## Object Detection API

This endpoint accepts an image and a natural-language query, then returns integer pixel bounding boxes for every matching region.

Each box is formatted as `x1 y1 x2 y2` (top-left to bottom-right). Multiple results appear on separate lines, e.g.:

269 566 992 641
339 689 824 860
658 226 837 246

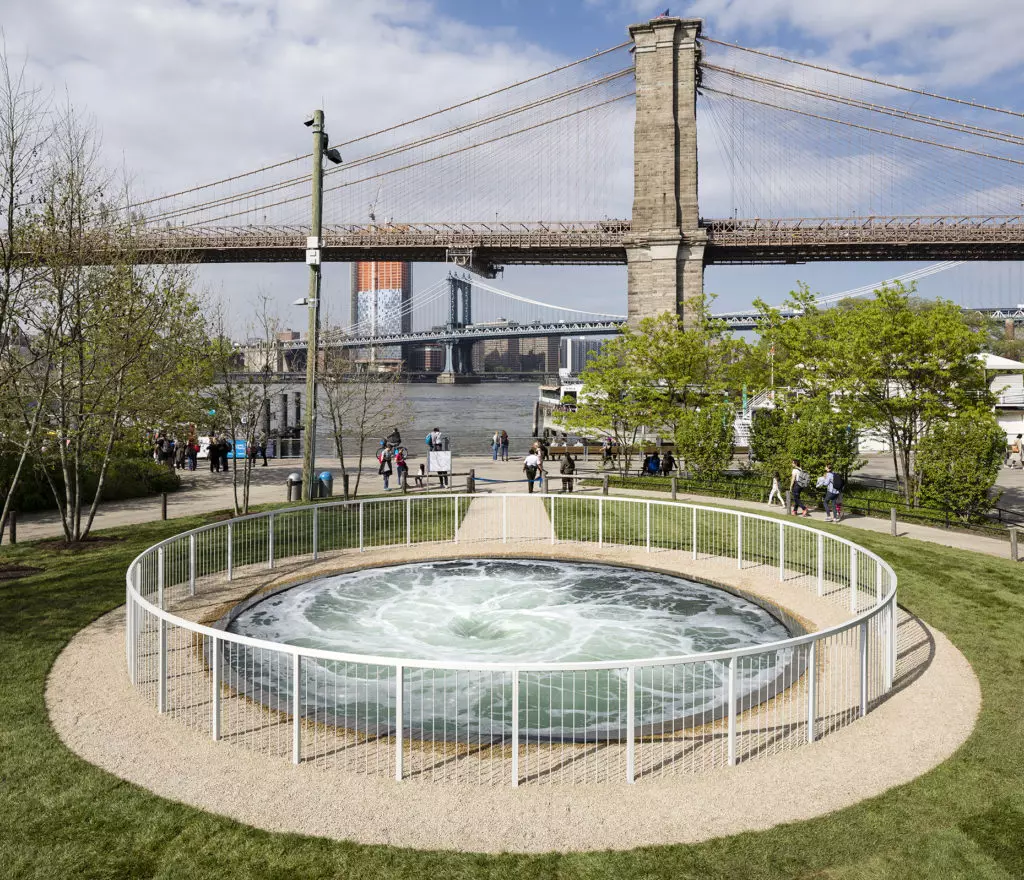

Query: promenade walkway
8 455 1019 562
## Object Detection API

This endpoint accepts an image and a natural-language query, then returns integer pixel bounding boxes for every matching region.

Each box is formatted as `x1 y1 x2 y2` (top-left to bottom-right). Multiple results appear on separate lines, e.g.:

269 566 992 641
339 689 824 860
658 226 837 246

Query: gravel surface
46 543 980 854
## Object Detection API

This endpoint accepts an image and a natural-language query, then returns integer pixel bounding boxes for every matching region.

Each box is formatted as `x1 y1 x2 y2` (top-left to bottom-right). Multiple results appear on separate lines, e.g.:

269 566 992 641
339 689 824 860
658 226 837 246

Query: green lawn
2 500 1023 879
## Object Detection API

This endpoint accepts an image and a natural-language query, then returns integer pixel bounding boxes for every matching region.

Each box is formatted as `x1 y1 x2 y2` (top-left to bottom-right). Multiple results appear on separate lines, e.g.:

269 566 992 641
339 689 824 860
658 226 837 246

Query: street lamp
299 110 339 502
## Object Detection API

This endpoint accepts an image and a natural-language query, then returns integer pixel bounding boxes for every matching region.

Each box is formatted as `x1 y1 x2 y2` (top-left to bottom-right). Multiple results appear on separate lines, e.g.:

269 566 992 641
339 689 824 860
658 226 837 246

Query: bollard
671 476 677 501
602 474 609 496
543 473 551 494
1011 527 1020 562
467 469 475 494
161 492 168 521
890 507 898 537
8 510 16 545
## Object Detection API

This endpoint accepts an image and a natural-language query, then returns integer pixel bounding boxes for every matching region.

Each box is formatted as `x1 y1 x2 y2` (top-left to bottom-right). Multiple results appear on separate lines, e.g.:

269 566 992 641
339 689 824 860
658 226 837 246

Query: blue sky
4 0 1024 330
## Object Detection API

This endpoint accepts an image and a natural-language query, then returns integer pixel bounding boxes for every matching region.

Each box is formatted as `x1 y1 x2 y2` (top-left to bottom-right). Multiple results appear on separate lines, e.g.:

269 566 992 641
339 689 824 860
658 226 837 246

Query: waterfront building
350 261 412 369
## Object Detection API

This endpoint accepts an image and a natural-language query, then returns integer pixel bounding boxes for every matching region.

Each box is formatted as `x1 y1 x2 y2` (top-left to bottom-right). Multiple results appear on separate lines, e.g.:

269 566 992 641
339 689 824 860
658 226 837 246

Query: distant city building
350 261 412 366
559 336 606 376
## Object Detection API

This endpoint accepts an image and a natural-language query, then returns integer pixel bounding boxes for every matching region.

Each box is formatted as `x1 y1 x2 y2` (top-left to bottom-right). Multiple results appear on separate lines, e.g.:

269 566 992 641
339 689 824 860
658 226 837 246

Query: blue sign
226 439 247 459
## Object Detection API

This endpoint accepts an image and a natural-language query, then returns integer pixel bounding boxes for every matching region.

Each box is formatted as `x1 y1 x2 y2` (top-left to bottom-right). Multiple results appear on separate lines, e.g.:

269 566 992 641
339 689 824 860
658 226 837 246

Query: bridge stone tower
626 16 704 327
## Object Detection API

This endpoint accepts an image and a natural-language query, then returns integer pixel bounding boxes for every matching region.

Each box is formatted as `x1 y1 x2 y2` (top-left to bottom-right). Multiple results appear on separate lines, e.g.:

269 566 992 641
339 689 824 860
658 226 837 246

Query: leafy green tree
674 402 734 478
749 393 862 485
917 410 1005 519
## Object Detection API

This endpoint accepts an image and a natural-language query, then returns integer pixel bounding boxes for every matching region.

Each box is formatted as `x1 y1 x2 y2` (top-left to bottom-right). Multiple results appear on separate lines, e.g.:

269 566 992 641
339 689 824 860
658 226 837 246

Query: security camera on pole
300 110 342 502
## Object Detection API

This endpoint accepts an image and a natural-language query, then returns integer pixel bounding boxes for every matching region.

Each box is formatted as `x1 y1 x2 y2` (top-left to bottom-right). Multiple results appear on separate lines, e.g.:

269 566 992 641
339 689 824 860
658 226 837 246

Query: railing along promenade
20 215 1024 265
125 493 897 785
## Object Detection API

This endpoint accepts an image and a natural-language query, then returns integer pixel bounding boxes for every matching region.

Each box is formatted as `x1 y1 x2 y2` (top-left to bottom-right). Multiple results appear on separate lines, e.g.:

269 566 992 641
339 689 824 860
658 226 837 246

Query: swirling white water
225 559 796 740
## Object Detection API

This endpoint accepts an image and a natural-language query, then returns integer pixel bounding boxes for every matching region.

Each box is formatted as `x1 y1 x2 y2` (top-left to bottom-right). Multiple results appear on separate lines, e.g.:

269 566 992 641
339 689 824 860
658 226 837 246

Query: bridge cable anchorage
701 87 1024 169
163 90 635 229
135 41 631 224
702 36 1024 120
144 68 635 226
702 64 1024 147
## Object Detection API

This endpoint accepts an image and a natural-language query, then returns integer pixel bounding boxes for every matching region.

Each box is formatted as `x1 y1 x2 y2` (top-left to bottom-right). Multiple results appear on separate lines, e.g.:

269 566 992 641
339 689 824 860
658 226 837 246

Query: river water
305 381 543 457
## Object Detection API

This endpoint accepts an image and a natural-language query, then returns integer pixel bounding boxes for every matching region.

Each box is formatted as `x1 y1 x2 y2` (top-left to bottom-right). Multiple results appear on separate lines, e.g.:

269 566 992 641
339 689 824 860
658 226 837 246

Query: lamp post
300 110 342 502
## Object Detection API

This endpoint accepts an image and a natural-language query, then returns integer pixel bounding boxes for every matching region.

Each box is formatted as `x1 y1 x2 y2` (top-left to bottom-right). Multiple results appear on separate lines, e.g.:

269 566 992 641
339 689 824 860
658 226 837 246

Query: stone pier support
626 16 705 327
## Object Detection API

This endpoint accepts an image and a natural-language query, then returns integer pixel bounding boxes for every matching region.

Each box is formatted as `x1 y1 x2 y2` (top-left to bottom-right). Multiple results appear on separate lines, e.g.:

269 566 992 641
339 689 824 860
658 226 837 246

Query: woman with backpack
377 442 393 490
790 459 810 516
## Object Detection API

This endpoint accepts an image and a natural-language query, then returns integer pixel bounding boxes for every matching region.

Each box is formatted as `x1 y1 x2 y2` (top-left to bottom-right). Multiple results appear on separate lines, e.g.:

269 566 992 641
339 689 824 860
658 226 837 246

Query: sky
3 0 1024 333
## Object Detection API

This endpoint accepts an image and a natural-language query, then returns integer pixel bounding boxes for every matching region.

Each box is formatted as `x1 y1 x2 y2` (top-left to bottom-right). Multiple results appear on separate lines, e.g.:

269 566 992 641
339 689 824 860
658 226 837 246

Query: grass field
2 500 1023 879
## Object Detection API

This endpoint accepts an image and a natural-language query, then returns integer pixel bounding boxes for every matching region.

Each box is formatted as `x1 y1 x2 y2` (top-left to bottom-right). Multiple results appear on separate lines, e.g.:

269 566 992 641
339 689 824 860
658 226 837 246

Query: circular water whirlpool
222 558 800 742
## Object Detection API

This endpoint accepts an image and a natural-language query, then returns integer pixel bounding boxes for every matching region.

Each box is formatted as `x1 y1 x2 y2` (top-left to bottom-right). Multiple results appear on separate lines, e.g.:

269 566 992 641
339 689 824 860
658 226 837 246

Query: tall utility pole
302 110 326 502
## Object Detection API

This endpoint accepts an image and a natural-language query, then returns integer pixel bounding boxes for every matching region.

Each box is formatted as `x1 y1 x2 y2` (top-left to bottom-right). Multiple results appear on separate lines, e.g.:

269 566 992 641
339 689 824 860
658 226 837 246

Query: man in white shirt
523 451 542 493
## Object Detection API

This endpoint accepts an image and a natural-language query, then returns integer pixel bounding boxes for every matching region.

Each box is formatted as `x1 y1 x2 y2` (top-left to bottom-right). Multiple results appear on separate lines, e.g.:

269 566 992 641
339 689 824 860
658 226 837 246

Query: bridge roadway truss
120 215 1024 266
309 319 624 349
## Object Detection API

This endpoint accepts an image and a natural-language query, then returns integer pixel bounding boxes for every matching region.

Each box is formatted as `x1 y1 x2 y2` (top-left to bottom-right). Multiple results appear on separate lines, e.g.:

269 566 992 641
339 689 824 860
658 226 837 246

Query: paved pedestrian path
7 455 1018 562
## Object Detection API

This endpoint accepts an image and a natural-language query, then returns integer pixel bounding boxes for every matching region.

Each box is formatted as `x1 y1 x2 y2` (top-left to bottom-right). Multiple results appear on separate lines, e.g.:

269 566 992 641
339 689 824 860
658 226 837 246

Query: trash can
286 472 302 502
318 471 334 498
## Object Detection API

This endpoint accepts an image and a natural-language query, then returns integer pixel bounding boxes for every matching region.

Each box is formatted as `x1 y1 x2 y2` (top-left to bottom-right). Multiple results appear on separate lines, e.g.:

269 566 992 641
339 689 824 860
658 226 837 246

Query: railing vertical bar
598 497 604 548
727 656 737 766
268 513 275 569
454 496 459 543
312 506 319 561
849 546 858 613
736 514 743 569
188 534 196 596
394 664 404 781
511 671 520 787
645 502 651 553
502 495 508 544
211 637 221 741
778 521 785 581
692 507 698 560
860 621 869 717
551 495 556 545
626 665 636 782
816 533 824 596
292 653 302 764
806 640 816 743
359 502 365 552
406 497 412 546
226 523 234 581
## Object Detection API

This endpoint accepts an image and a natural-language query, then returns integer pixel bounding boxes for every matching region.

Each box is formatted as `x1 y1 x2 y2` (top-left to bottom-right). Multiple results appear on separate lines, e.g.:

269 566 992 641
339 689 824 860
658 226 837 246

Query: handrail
126 494 896 673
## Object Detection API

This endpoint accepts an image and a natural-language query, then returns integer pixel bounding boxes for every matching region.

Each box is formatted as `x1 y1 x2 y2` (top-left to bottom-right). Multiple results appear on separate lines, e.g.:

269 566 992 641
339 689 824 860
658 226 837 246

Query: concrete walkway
8 454 1019 562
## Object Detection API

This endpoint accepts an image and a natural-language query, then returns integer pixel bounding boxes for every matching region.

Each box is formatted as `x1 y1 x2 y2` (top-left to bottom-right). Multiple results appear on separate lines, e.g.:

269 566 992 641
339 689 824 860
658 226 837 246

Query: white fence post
645 502 651 553
359 502 365 552
727 656 737 766
158 616 167 714
806 640 816 743
502 495 508 544
626 665 636 783
226 523 234 581
736 514 743 570
849 546 858 613
778 521 785 582
598 497 604 548
876 560 883 604
312 506 319 561
394 665 404 781
692 507 698 560
860 621 869 717
267 514 275 569
816 533 824 596
454 496 459 543
511 671 520 787
551 495 556 545
406 497 412 546
188 534 196 596
292 653 302 764
890 596 898 683
157 546 165 609
211 637 221 741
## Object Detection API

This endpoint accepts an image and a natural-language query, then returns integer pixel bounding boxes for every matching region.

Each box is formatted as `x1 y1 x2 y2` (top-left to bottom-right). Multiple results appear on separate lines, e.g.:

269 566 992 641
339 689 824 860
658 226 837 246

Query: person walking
258 432 268 466
790 459 810 516
491 430 501 461
818 464 838 522
523 449 542 494
660 450 675 476
559 453 576 493
394 446 408 488
767 471 785 507
500 430 509 461
1015 434 1024 469
377 442 393 490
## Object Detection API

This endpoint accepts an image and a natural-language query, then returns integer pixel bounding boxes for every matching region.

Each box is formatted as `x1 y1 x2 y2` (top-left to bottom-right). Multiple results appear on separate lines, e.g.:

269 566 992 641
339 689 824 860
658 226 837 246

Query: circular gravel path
46 543 980 854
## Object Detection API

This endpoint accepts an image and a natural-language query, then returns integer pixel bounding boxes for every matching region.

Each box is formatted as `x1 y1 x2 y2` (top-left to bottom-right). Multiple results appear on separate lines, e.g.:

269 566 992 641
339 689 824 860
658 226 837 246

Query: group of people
520 439 577 493
767 460 845 522
153 432 200 472
377 426 410 490
490 430 510 461
641 450 675 477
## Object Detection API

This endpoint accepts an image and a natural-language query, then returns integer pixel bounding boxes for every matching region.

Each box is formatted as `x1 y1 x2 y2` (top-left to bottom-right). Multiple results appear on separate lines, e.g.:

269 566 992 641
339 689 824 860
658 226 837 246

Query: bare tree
206 297 280 515
0 39 50 543
320 338 401 497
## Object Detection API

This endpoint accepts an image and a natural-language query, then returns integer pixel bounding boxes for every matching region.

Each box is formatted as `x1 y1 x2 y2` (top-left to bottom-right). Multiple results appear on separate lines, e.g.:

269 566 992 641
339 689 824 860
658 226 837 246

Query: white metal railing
124 493 898 785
